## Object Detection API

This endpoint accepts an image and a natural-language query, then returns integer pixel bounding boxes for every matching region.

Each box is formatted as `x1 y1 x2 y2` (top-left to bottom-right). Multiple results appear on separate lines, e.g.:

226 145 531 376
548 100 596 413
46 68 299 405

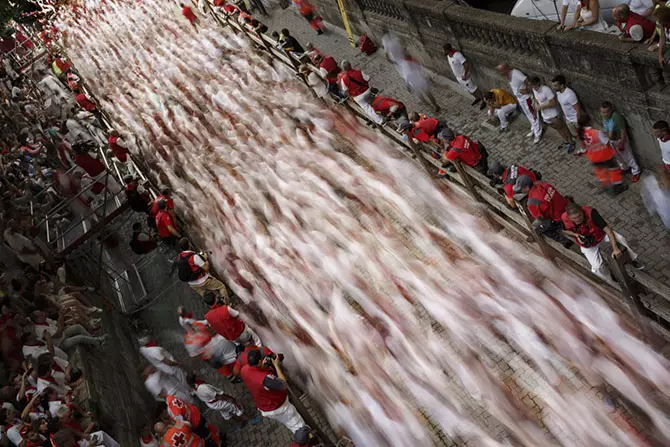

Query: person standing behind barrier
177 238 229 298
339 60 383 125
561 202 644 282
278 29 305 55
240 349 306 433
314 55 346 100
443 43 486 110
484 88 516 132
599 101 641 183
204 291 261 346
577 114 628 196
488 161 540 210
155 200 181 245
513 175 574 248
551 75 583 154
529 76 575 153
371 96 408 128
496 64 543 144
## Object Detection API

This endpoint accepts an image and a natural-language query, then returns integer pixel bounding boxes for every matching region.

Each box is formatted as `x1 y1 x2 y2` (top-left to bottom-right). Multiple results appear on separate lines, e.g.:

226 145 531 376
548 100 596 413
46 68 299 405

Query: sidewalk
257 6 670 287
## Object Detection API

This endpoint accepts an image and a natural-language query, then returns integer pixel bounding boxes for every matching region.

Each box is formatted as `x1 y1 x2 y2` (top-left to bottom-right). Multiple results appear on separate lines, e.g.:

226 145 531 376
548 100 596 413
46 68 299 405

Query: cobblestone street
255 6 670 289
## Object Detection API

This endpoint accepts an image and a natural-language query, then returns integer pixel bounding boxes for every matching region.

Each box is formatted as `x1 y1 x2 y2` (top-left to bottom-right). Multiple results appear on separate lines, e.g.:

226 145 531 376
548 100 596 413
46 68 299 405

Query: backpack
177 252 203 282
358 34 377 56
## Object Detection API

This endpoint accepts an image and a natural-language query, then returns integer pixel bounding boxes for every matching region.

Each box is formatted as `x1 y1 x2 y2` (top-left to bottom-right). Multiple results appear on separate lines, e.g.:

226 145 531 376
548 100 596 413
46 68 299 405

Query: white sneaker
526 130 533 137
533 135 541 144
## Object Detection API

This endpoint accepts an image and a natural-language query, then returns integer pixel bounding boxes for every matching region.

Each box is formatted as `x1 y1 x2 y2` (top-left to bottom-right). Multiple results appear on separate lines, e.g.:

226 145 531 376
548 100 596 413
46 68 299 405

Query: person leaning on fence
577 114 628 196
513 175 574 248
488 161 541 210
561 202 644 282
439 130 489 178
314 55 346 100
371 95 408 129
484 88 517 132
176 238 229 299
278 28 305 55
404 112 452 155
339 60 383 125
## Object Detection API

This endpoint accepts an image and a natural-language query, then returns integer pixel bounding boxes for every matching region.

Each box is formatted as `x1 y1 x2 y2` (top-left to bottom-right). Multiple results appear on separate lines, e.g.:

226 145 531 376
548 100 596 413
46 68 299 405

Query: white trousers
611 139 640 175
236 326 262 347
260 397 306 433
580 232 638 282
517 96 542 137
353 90 384 125
488 103 517 129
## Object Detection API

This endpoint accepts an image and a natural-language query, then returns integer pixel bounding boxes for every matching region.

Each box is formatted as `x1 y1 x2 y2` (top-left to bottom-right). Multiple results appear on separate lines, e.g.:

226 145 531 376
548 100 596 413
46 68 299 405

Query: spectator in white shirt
189 375 260 427
31 310 106 351
443 43 486 109
142 365 194 404
627 0 654 16
496 64 543 144
561 0 609 32
653 120 670 170
139 339 190 389
551 75 582 154
529 76 576 153
3 220 44 270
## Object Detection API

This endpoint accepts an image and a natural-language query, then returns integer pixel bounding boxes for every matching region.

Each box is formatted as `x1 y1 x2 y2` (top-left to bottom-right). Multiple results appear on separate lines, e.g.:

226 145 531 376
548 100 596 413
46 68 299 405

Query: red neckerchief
51 361 64 373
144 340 158 347
660 133 670 143
448 49 457 57
141 434 155 443
39 374 57 384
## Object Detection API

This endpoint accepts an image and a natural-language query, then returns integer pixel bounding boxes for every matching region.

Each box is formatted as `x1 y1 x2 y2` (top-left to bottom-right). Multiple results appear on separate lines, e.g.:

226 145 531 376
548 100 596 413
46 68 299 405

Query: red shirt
182 6 198 23
150 195 175 217
445 135 482 167
74 152 105 177
502 165 536 199
75 93 96 111
205 305 246 341
156 210 176 238
371 96 403 115
340 69 369 97
527 181 569 222
108 136 129 162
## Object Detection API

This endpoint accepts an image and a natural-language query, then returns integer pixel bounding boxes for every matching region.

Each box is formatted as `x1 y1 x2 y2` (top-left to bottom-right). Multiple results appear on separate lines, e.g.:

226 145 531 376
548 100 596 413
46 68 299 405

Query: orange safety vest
183 322 214 358
161 421 203 447
581 127 615 164
166 396 201 428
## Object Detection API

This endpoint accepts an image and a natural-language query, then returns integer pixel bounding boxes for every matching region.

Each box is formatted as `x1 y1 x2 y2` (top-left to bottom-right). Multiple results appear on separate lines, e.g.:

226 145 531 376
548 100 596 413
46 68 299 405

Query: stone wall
313 0 670 167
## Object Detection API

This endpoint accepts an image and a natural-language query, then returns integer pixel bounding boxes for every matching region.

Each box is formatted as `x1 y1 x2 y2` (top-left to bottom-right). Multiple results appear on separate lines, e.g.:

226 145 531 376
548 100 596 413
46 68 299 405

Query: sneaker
573 149 586 156
499 126 508 133
526 130 534 137
471 98 481 106
533 134 541 144
631 173 641 183
558 141 569 149
632 259 645 270
565 143 575 154
316 29 323 35
437 169 447 178
479 101 487 110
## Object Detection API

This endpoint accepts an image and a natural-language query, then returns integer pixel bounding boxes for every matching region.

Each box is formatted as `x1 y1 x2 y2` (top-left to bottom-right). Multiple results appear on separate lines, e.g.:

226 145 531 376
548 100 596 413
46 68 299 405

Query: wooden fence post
515 199 557 264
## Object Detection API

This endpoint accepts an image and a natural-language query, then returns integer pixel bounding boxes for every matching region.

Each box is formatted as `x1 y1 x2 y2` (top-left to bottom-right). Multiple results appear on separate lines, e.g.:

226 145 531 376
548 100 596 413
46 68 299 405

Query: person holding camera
239 349 305 433
561 202 644 282
176 239 229 299
203 291 261 346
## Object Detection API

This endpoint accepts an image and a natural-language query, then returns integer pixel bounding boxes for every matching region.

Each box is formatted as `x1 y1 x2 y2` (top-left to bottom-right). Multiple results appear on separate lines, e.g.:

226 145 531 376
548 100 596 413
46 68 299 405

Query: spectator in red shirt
441 132 488 177
73 89 96 112
488 161 540 209
150 187 175 220
155 200 181 244
513 175 574 248
203 291 261 345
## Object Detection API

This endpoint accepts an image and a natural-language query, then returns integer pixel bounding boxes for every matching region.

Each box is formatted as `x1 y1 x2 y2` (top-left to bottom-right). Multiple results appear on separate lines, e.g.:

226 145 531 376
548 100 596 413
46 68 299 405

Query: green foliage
0 0 39 36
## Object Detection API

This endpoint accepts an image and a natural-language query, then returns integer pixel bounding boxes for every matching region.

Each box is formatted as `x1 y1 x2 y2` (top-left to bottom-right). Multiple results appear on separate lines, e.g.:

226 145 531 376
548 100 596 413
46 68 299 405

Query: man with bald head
615 3 656 41
496 63 542 144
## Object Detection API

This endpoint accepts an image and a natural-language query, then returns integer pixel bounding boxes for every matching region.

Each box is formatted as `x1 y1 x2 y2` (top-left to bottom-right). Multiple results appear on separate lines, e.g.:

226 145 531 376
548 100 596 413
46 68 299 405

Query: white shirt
556 87 579 123
447 51 467 80
533 85 559 120
659 137 670 165
626 0 653 15
508 69 529 100
382 32 404 64
140 346 181 376
306 72 327 98
194 383 230 411
187 253 210 286
33 319 59 341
